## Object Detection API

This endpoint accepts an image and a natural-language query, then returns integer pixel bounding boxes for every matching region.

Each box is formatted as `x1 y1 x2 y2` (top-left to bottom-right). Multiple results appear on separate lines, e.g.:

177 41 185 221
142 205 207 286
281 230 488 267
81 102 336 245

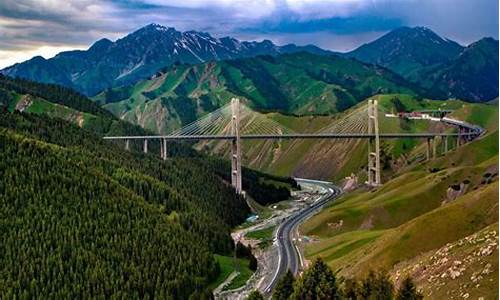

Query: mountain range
346 26 499 101
0 24 331 96
92 52 418 133
0 22 498 299
1 24 498 107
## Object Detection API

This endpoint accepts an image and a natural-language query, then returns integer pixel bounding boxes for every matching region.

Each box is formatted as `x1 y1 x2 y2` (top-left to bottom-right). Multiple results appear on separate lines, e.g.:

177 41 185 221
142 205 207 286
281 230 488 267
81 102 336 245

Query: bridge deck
103 132 477 141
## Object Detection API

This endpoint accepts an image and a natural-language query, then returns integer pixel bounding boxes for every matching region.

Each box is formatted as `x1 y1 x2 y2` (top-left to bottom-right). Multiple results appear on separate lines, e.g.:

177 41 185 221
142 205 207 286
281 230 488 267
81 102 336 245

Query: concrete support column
162 139 167 161
231 98 242 194
125 139 130 151
426 138 431 161
367 138 374 185
367 99 381 186
444 136 448 153
457 128 462 149
143 139 148 154
160 139 164 159
432 137 437 158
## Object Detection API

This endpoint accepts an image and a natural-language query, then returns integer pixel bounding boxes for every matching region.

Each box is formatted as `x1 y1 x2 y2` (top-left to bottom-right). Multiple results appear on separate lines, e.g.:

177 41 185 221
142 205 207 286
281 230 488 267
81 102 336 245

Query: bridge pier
367 99 381 186
432 137 437 158
426 138 431 161
444 136 448 153
231 98 242 194
125 139 130 151
457 128 463 149
160 139 167 160
143 139 148 154
162 139 167 160
160 139 163 159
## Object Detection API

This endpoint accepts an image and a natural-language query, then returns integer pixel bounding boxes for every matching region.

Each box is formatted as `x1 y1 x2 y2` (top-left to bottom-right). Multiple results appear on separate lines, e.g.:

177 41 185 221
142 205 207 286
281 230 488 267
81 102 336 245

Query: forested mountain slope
0 74 130 135
0 85 296 297
0 111 297 298
346 26 499 102
414 37 499 101
93 52 418 134
346 26 464 78
0 112 250 297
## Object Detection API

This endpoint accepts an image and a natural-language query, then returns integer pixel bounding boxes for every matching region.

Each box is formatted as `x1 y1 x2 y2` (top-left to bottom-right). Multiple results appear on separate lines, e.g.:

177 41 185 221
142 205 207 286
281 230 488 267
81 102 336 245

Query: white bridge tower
231 98 243 194
367 99 381 186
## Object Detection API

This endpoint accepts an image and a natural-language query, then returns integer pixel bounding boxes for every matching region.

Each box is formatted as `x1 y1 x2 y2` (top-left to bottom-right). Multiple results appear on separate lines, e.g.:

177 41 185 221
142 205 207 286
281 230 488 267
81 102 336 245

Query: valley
1 59 497 299
0 16 498 299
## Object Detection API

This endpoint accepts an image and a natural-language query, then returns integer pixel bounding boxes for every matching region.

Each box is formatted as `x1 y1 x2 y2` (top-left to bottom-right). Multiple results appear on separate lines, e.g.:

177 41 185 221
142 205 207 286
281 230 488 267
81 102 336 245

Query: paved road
264 179 342 294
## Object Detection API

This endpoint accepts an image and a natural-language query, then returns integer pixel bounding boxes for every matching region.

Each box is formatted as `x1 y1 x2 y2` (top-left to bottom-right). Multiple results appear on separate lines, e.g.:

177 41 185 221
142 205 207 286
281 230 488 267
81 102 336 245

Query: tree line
247 259 423 300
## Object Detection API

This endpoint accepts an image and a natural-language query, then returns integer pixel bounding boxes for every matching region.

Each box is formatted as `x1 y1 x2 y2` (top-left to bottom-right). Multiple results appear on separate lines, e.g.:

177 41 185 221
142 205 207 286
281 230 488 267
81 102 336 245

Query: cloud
0 45 84 69
137 0 277 18
285 0 380 19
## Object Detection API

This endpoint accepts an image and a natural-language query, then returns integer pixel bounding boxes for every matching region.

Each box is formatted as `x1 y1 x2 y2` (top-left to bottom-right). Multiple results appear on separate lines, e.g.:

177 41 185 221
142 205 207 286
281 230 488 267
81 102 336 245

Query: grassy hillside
93 52 418 134
300 121 498 298
0 74 131 135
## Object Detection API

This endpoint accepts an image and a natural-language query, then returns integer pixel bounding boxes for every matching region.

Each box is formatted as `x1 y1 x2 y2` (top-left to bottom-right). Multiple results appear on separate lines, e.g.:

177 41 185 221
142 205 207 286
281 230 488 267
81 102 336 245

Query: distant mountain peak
346 26 464 76
145 23 174 31
1 24 333 95
30 56 47 62
388 26 449 43
88 38 113 51
131 23 177 36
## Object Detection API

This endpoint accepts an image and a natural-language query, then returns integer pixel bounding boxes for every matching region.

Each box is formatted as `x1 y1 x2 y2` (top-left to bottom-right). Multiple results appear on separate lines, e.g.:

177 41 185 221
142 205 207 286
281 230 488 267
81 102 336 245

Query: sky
0 0 498 69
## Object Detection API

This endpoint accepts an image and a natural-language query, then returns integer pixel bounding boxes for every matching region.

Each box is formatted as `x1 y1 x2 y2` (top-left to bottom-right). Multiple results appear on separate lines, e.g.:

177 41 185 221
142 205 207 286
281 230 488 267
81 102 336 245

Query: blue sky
0 0 498 68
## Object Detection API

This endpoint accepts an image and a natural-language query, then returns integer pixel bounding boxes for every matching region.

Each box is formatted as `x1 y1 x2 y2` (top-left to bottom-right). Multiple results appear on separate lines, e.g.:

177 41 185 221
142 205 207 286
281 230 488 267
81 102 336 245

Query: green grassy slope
93 53 418 134
300 123 498 298
209 255 254 291
0 75 125 135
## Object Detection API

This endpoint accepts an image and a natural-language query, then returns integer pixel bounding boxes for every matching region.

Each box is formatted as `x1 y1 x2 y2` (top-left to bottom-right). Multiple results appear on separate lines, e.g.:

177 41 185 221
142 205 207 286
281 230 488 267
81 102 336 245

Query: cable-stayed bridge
104 98 483 190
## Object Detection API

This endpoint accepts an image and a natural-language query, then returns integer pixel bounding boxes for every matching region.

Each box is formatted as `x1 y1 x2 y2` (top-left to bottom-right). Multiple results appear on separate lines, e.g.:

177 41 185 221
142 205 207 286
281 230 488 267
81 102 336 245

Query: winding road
264 179 342 293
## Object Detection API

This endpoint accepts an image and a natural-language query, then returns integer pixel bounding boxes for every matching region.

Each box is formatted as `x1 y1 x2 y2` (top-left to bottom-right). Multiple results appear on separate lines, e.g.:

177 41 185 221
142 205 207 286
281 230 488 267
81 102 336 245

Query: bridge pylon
231 98 242 194
367 99 381 186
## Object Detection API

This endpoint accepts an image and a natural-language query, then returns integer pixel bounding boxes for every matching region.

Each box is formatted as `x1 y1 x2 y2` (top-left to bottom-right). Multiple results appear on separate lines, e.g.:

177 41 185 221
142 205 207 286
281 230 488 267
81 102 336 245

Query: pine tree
249 254 258 271
291 258 340 299
247 290 265 300
375 271 394 299
342 278 359 300
396 277 423 300
359 270 394 300
273 270 295 300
